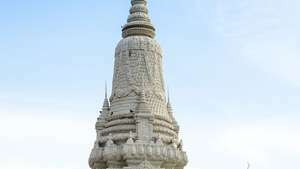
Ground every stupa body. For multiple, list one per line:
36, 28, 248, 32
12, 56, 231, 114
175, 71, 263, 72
89, 1, 188, 169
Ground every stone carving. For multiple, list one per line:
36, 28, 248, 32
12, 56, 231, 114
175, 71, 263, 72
89, 0, 188, 169
112, 36, 165, 101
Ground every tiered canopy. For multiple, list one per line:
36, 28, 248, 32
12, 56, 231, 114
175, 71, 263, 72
122, 0, 155, 38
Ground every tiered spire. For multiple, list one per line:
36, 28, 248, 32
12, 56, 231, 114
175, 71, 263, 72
102, 82, 110, 111
122, 0, 155, 38
96, 84, 110, 131
167, 90, 179, 132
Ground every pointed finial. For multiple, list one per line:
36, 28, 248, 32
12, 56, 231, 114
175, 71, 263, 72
105, 81, 108, 98
166, 88, 179, 131
167, 86, 170, 104
167, 87, 172, 109
122, 0, 155, 38
102, 81, 110, 110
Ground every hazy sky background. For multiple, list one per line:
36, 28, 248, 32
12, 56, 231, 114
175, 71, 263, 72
0, 0, 300, 169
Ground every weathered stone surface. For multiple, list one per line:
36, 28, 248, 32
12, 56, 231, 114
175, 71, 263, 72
89, 1, 188, 169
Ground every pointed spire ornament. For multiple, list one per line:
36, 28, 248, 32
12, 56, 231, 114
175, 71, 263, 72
166, 89, 180, 132
105, 81, 108, 98
122, 0, 155, 38
167, 87, 171, 107
166, 88, 173, 113
102, 82, 110, 111
96, 83, 110, 130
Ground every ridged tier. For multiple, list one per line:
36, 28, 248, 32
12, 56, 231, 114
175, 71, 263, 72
122, 0, 155, 38
89, 138, 188, 169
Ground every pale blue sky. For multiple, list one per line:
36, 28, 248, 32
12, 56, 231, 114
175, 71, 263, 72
0, 1, 300, 169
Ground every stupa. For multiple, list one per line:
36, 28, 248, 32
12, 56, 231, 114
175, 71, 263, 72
89, 0, 188, 169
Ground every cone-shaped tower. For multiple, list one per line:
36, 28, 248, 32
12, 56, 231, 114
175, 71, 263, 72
89, 1, 188, 169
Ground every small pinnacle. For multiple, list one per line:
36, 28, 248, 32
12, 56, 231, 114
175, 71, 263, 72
105, 81, 108, 98
167, 87, 173, 110
167, 87, 170, 104
102, 81, 110, 110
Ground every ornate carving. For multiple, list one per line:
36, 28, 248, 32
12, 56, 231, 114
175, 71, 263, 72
112, 36, 165, 101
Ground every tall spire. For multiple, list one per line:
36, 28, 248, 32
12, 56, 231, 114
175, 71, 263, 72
167, 86, 170, 104
102, 82, 110, 110
167, 86, 172, 108
105, 81, 108, 98
122, 0, 155, 38
167, 89, 180, 133
167, 89, 173, 112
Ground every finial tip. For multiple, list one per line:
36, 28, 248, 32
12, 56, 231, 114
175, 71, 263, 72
105, 81, 108, 98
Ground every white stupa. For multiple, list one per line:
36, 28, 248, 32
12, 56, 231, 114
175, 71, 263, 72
89, 1, 188, 169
